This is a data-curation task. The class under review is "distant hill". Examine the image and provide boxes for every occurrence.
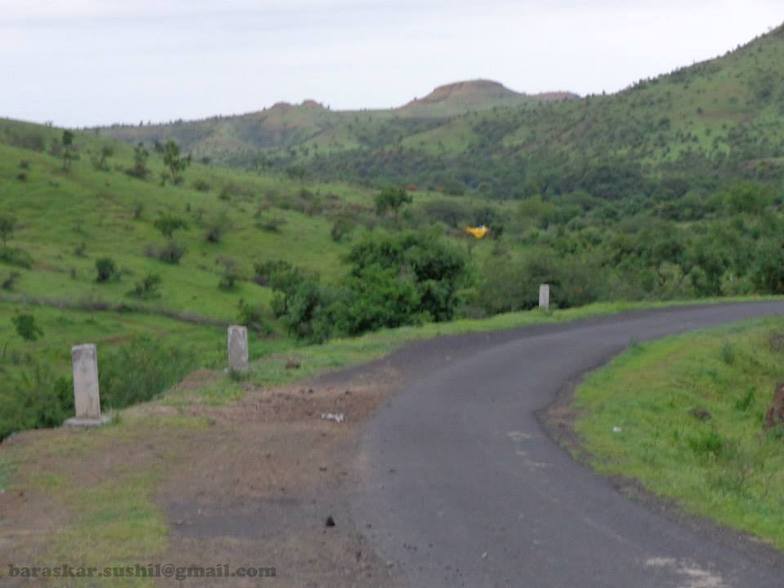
[100,23,784,199]
[287,23,784,198]
[398,80,577,117]
[99,79,577,168]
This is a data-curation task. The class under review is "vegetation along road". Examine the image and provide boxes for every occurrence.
[352,301,784,587]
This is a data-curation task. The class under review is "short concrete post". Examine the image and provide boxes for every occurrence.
[65,344,110,427]
[228,325,249,372]
[539,284,550,311]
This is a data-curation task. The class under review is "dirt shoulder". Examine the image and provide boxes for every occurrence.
[0,360,404,588]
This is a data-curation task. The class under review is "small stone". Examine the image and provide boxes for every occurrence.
[325,515,336,528]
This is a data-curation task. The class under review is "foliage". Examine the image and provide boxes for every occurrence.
[0,363,71,440]
[12,313,43,341]
[128,273,162,299]
[162,140,191,184]
[126,142,150,179]
[95,257,118,283]
[346,230,469,322]
[153,213,188,238]
[98,336,197,409]
[374,186,412,217]
[145,240,186,264]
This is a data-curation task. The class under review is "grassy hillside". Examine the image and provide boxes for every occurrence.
[0,116,525,437]
[576,317,784,549]
[101,24,784,199]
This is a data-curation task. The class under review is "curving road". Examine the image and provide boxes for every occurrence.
[351,302,784,587]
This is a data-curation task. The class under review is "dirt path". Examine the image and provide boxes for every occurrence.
[156,368,403,587]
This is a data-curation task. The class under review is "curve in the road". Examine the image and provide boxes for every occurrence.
[352,301,784,588]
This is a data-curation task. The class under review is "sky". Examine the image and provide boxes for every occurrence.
[1,0,783,127]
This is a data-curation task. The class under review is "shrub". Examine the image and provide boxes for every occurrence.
[1,271,20,291]
[337,265,422,335]
[12,314,43,341]
[0,247,32,269]
[218,258,240,291]
[95,257,117,283]
[153,214,188,238]
[237,300,272,335]
[128,273,162,299]
[346,230,469,322]
[99,337,197,409]
[268,231,469,341]
[146,241,186,264]
[375,187,412,218]
[126,142,150,179]
[253,259,299,288]
[0,365,72,440]
[204,212,230,244]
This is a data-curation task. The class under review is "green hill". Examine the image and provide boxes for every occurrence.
[103,24,784,199]
[99,80,577,169]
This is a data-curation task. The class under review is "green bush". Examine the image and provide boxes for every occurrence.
[128,273,162,299]
[95,257,118,283]
[0,365,72,440]
[146,241,186,264]
[268,231,469,342]
[346,230,469,322]
[0,247,32,269]
[99,337,197,409]
[12,313,43,341]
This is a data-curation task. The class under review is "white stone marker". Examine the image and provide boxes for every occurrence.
[228,325,249,372]
[65,344,110,427]
[539,284,550,311]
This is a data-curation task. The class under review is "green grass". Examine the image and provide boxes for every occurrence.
[575,316,784,549]
[0,411,210,587]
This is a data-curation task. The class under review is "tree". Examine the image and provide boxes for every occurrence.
[374,187,412,218]
[61,130,75,171]
[0,214,16,247]
[127,142,150,179]
[94,145,114,171]
[162,140,191,184]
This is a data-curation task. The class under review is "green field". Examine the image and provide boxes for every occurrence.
[575,317,784,549]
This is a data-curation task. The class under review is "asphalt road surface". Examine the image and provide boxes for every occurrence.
[352,302,784,588]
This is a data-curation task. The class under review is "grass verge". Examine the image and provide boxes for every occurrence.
[575,316,784,549]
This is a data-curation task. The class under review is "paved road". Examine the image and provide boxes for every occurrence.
[352,302,784,587]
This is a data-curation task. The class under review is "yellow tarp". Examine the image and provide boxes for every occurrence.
[465,225,489,239]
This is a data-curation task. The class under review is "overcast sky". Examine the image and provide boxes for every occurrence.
[1,0,782,127]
